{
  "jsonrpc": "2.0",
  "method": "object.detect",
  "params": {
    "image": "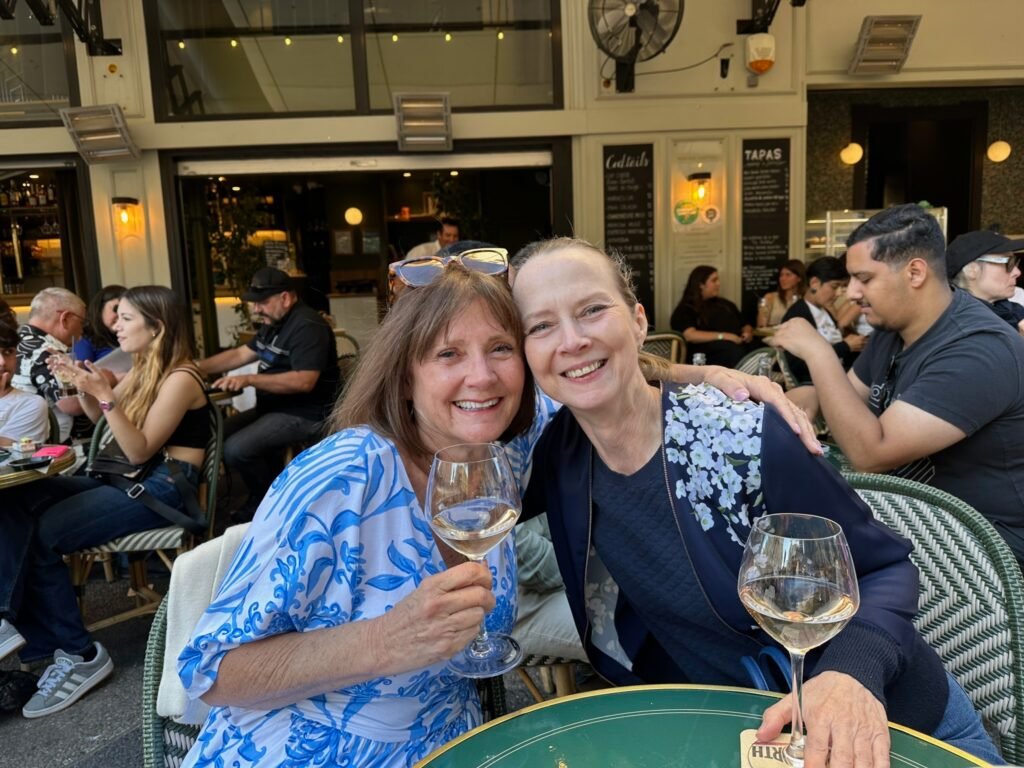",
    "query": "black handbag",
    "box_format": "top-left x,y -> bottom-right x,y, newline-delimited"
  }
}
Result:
88,433 -> 207,535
